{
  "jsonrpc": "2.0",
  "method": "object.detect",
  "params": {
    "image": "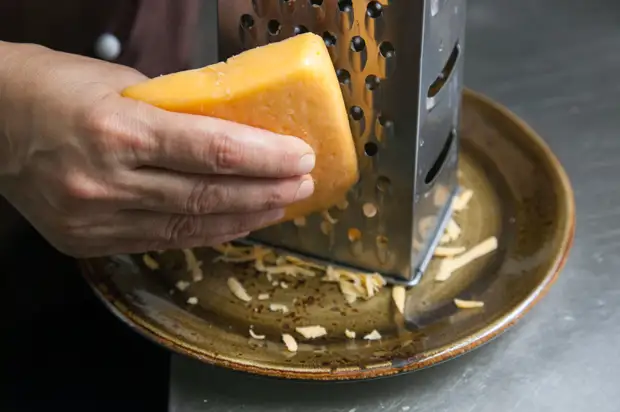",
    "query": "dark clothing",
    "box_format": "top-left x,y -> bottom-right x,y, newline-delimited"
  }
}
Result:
0,0 -> 200,77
